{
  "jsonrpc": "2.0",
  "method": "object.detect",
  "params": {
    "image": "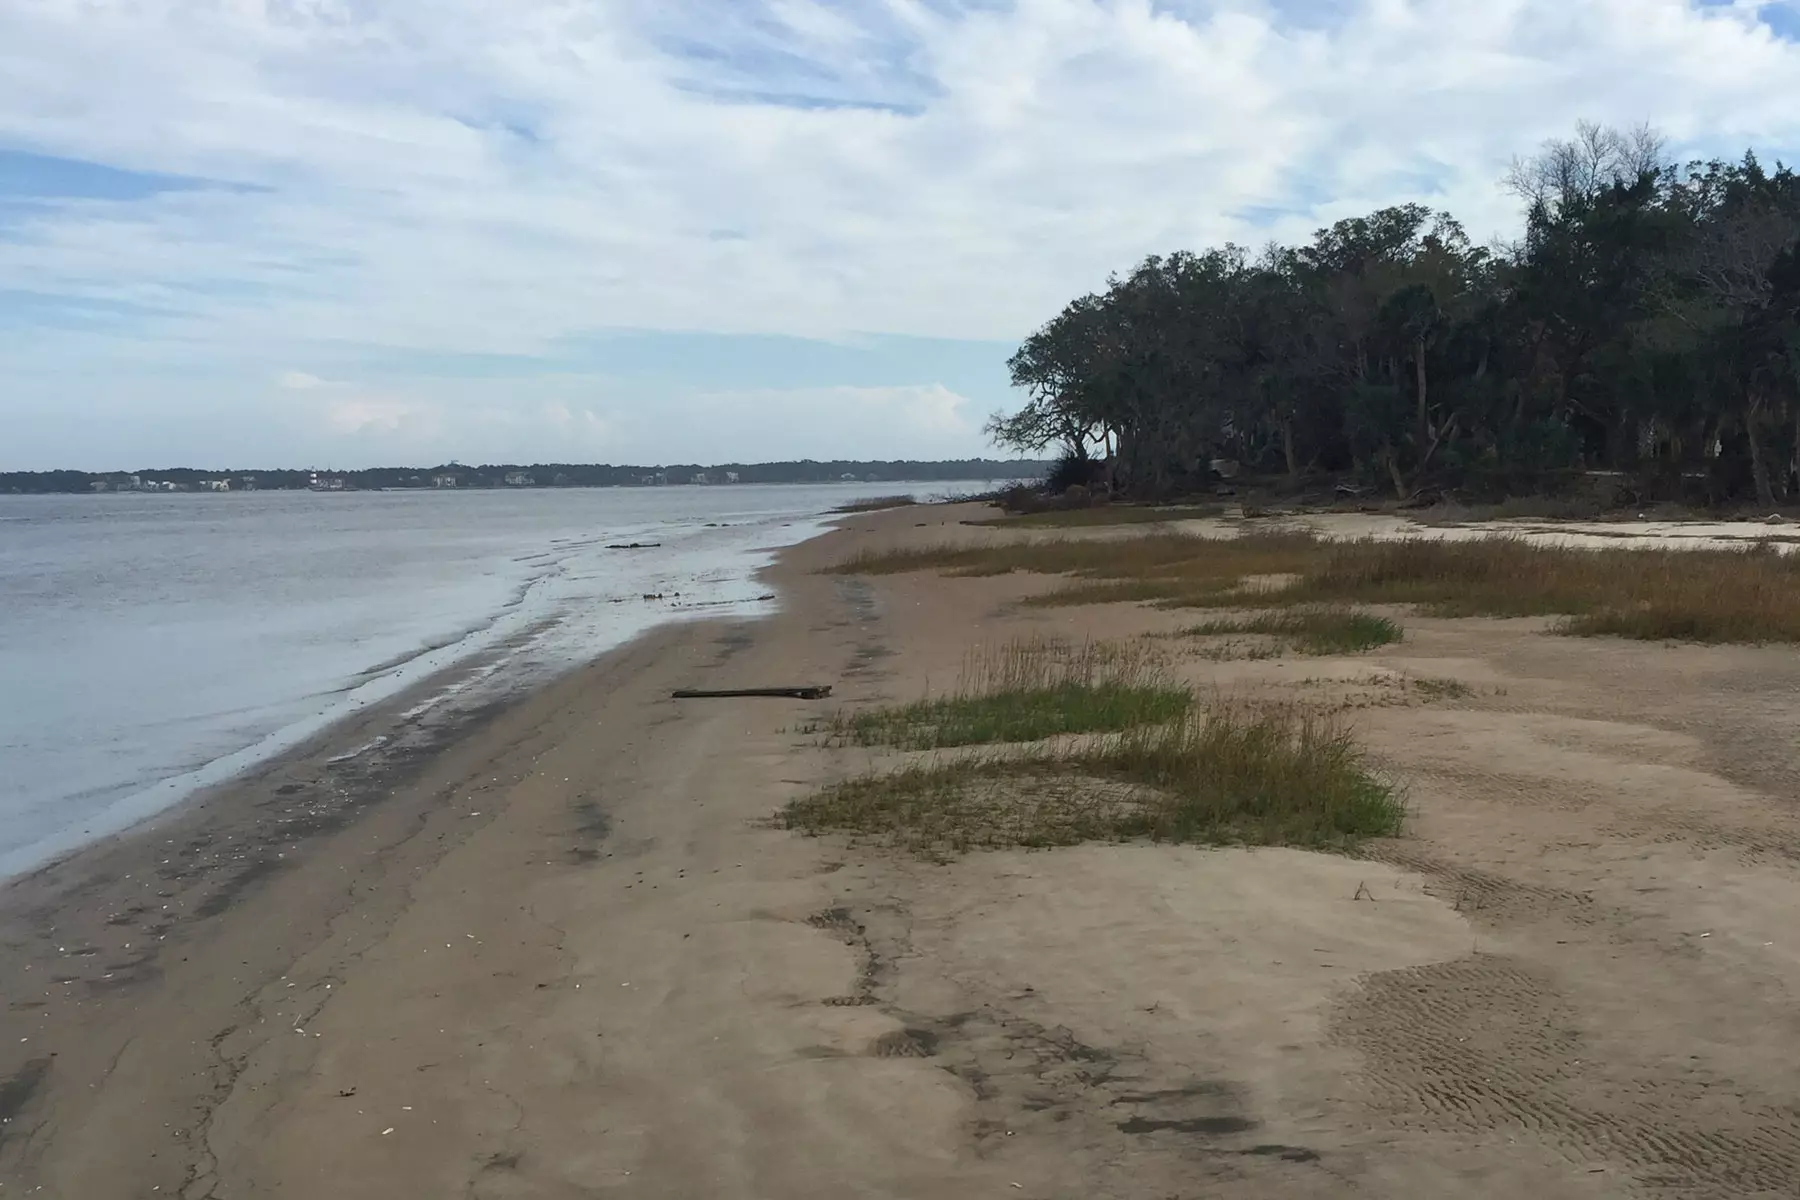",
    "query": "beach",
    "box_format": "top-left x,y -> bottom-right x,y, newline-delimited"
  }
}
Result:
5,502 -> 1800,1197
